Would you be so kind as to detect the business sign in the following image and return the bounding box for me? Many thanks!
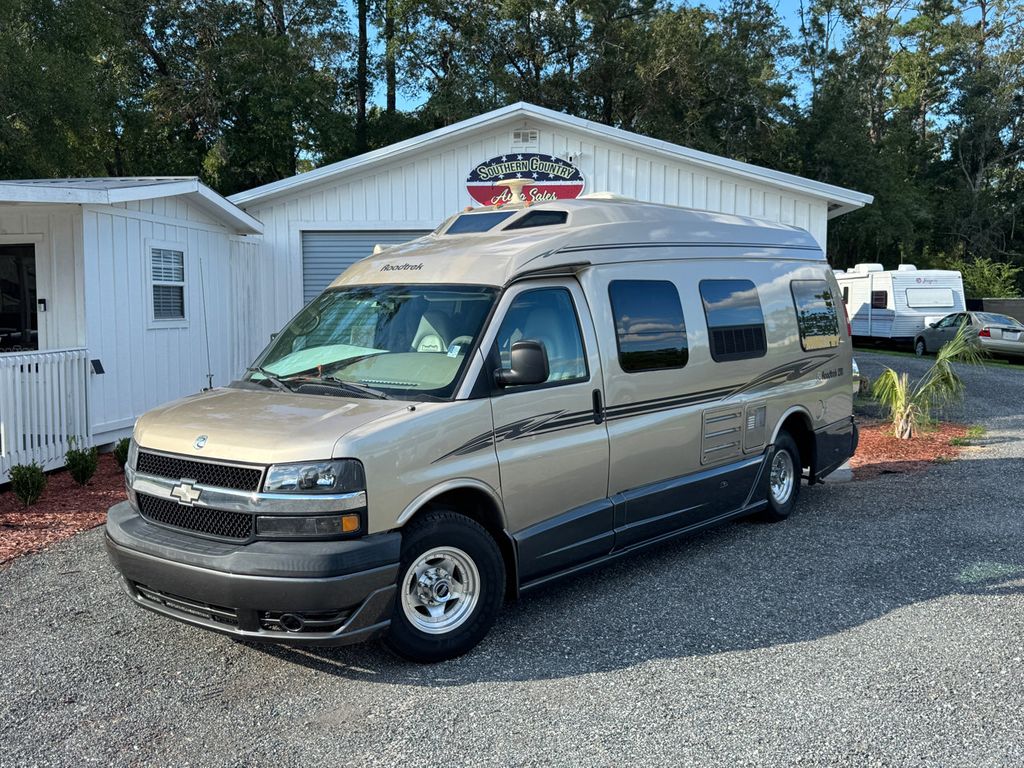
[466,153,585,205]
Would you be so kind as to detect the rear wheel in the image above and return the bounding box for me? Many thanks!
[914,338,927,356]
[386,510,505,662]
[758,431,801,522]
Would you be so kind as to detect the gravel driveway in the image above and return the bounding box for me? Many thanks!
[2,351,1022,767]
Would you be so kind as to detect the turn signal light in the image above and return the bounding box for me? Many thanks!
[978,327,991,338]
[255,512,362,538]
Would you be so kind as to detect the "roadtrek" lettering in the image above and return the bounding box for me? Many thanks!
[381,263,424,272]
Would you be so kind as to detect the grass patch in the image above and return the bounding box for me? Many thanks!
[950,424,986,446]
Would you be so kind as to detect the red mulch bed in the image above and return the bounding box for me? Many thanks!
[851,419,971,479]
[0,454,125,566]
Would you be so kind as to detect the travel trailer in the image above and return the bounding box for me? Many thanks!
[105,194,858,662]
[834,263,966,345]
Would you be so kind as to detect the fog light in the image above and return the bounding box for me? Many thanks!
[255,513,361,538]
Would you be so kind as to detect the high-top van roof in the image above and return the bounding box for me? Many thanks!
[333,196,825,288]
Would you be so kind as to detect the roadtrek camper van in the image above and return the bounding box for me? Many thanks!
[835,263,966,345]
[105,192,858,662]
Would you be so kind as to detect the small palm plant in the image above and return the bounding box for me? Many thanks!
[872,323,985,439]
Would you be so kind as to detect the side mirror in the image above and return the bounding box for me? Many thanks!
[928,322,937,329]
[495,340,549,388]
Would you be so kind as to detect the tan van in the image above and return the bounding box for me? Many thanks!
[106,195,857,662]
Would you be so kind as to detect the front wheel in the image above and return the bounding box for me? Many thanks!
[914,338,927,356]
[758,431,801,522]
[385,510,505,662]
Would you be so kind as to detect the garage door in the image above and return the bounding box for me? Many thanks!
[301,230,431,303]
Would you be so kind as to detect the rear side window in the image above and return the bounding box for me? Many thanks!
[608,280,688,372]
[791,280,840,350]
[699,279,767,362]
[871,290,888,309]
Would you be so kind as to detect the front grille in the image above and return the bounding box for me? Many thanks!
[136,451,263,492]
[134,583,239,626]
[137,493,254,540]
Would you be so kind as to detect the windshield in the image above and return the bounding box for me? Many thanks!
[247,284,499,400]
[976,312,1023,327]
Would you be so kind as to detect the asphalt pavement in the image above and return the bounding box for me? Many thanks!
[1,351,1022,767]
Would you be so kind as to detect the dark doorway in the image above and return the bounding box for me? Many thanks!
[0,244,38,352]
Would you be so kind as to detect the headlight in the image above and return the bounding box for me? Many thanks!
[256,513,362,538]
[127,438,139,471]
[263,459,365,494]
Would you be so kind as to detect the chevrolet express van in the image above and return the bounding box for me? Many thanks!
[106,195,857,662]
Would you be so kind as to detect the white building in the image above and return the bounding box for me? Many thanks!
[0,103,872,480]
[229,101,873,357]
[0,178,262,481]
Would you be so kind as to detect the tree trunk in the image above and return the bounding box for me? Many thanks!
[356,0,369,152]
[384,0,396,115]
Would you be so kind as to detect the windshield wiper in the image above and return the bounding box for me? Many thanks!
[295,376,390,400]
[246,366,293,393]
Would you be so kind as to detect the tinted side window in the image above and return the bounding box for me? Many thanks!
[871,290,888,309]
[791,280,840,351]
[494,288,587,386]
[608,280,688,372]
[699,279,767,362]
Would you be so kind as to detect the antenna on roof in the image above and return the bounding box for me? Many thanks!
[495,178,530,204]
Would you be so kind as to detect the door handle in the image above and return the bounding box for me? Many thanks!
[592,388,605,425]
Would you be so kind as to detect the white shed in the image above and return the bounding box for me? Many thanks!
[0,178,262,481]
[228,101,873,352]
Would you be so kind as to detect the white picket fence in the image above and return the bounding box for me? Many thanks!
[0,349,91,483]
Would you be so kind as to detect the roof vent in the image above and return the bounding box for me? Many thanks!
[897,264,917,271]
[511,128,539,147]
[853,263,885,273]
[504,210,568,230]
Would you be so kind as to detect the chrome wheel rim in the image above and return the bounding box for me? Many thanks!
[400,546,480,635]
[770,450,795,505]
[915,341,925,356]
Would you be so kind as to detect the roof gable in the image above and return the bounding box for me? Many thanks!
[0,177,262,234]
[228,102,872,216]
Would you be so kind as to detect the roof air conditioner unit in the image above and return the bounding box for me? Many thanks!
[897,264,917,271]
[853,263,885,273]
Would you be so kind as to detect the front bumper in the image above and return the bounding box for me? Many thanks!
[105,501,401,646]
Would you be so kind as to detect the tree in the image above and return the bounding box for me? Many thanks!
[873,322,984,439]
[943,256,1022,297]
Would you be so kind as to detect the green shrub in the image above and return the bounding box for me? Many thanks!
[112,437,131,470]
[65,439,99,485]
[942,256,1022,299]
[9,462,47,507]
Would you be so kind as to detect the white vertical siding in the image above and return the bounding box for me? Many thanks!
[81,203,262,442]
[242,123,832,340]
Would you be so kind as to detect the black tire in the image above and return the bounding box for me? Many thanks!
[914,338,927,356]
[758,431,801,523]
[385,510,505,663]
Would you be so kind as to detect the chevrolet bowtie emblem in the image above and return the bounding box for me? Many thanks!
[170,482,202,506]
